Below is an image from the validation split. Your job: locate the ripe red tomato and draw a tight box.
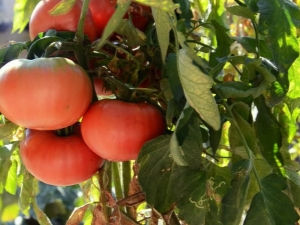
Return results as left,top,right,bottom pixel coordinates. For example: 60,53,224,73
20,129,104,186
29,0,100,41
81,99,166,161
93,77,113,96
0,57,93,130
89,0,117,35
89,0,151,34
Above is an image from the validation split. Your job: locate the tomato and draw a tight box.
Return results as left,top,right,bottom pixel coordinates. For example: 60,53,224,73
20,129,104,186
89,0,151,34
29,0,100,41
93,77,114,96
0,57,93,130
89,0,117,35
81,99,166,161
124,3,151,31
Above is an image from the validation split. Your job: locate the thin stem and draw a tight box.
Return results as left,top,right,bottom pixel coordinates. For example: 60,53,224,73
112,162,124,200
229,60,243,77
122,161,133,217
75,0,91,44
234,0,247,7
251,20,260,59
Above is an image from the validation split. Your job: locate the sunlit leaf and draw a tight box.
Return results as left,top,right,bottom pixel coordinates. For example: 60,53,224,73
0,122,18,143
258,0,299,73
5,158,18,195
178,49,220,130
66,203,90,225
19,169,38,215
152,8,173,63
135,0,179,12
49,0,76,15
1,203,20,222
13,0,40,33
226,5,256,20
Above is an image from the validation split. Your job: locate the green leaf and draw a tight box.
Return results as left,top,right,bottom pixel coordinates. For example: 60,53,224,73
49,0,77,15
226,5,256,20
13,0,40,33
165,53,184,103
178,49,220,130
229,103,256,156
5,158,18,195
221,160,251,225
27,36,65,59
209,20,234,68
175,169,208,225
19,169,39,215
152,8,173,63
137,135,176,212
0,43,28,63
1,203,20,222
234,37,273,59
285,56,300,113
135,0,179,12
32,199,52,225
0,122,18,143
114,19,146,47
254,96,284,174
244,173,299,225
258,0,299,73
175,113,203,169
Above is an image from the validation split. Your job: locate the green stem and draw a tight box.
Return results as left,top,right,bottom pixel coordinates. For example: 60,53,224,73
251,20,260,59
112,162,124,200
122,161,132,216
75,0,91,44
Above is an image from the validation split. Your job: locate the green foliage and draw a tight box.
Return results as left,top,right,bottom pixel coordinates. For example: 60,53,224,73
2,0,300,224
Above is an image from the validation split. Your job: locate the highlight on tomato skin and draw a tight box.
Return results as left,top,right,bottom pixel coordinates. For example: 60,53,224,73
20,129,105,186
29,0,100,41
81,99,166,162
0,57,93,130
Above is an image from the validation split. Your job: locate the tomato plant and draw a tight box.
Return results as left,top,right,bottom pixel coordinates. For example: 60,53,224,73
2,0,300,224
20,128,104,186
29,0,100,41
81,99,166,161
0,57,93,130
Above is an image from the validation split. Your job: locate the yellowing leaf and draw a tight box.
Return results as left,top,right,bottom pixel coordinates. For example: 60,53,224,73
178,49,220,130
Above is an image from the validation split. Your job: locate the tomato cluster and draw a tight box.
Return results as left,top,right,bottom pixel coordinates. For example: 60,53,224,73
0,0,165,186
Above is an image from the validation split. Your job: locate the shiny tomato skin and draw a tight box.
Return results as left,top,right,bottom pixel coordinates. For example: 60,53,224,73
29,0,100,41
0,57,93,130
20,129,104,186
89,0,117,35
81,99,166,161
93,77,113,96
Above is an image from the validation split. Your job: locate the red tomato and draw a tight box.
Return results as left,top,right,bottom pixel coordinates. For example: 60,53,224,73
29,0,100,41
81,99,166,161
124,3,151,31
93,77,113,96
89,0,151,34
89,0,117,35
0,57,93,130
20,129,104,186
